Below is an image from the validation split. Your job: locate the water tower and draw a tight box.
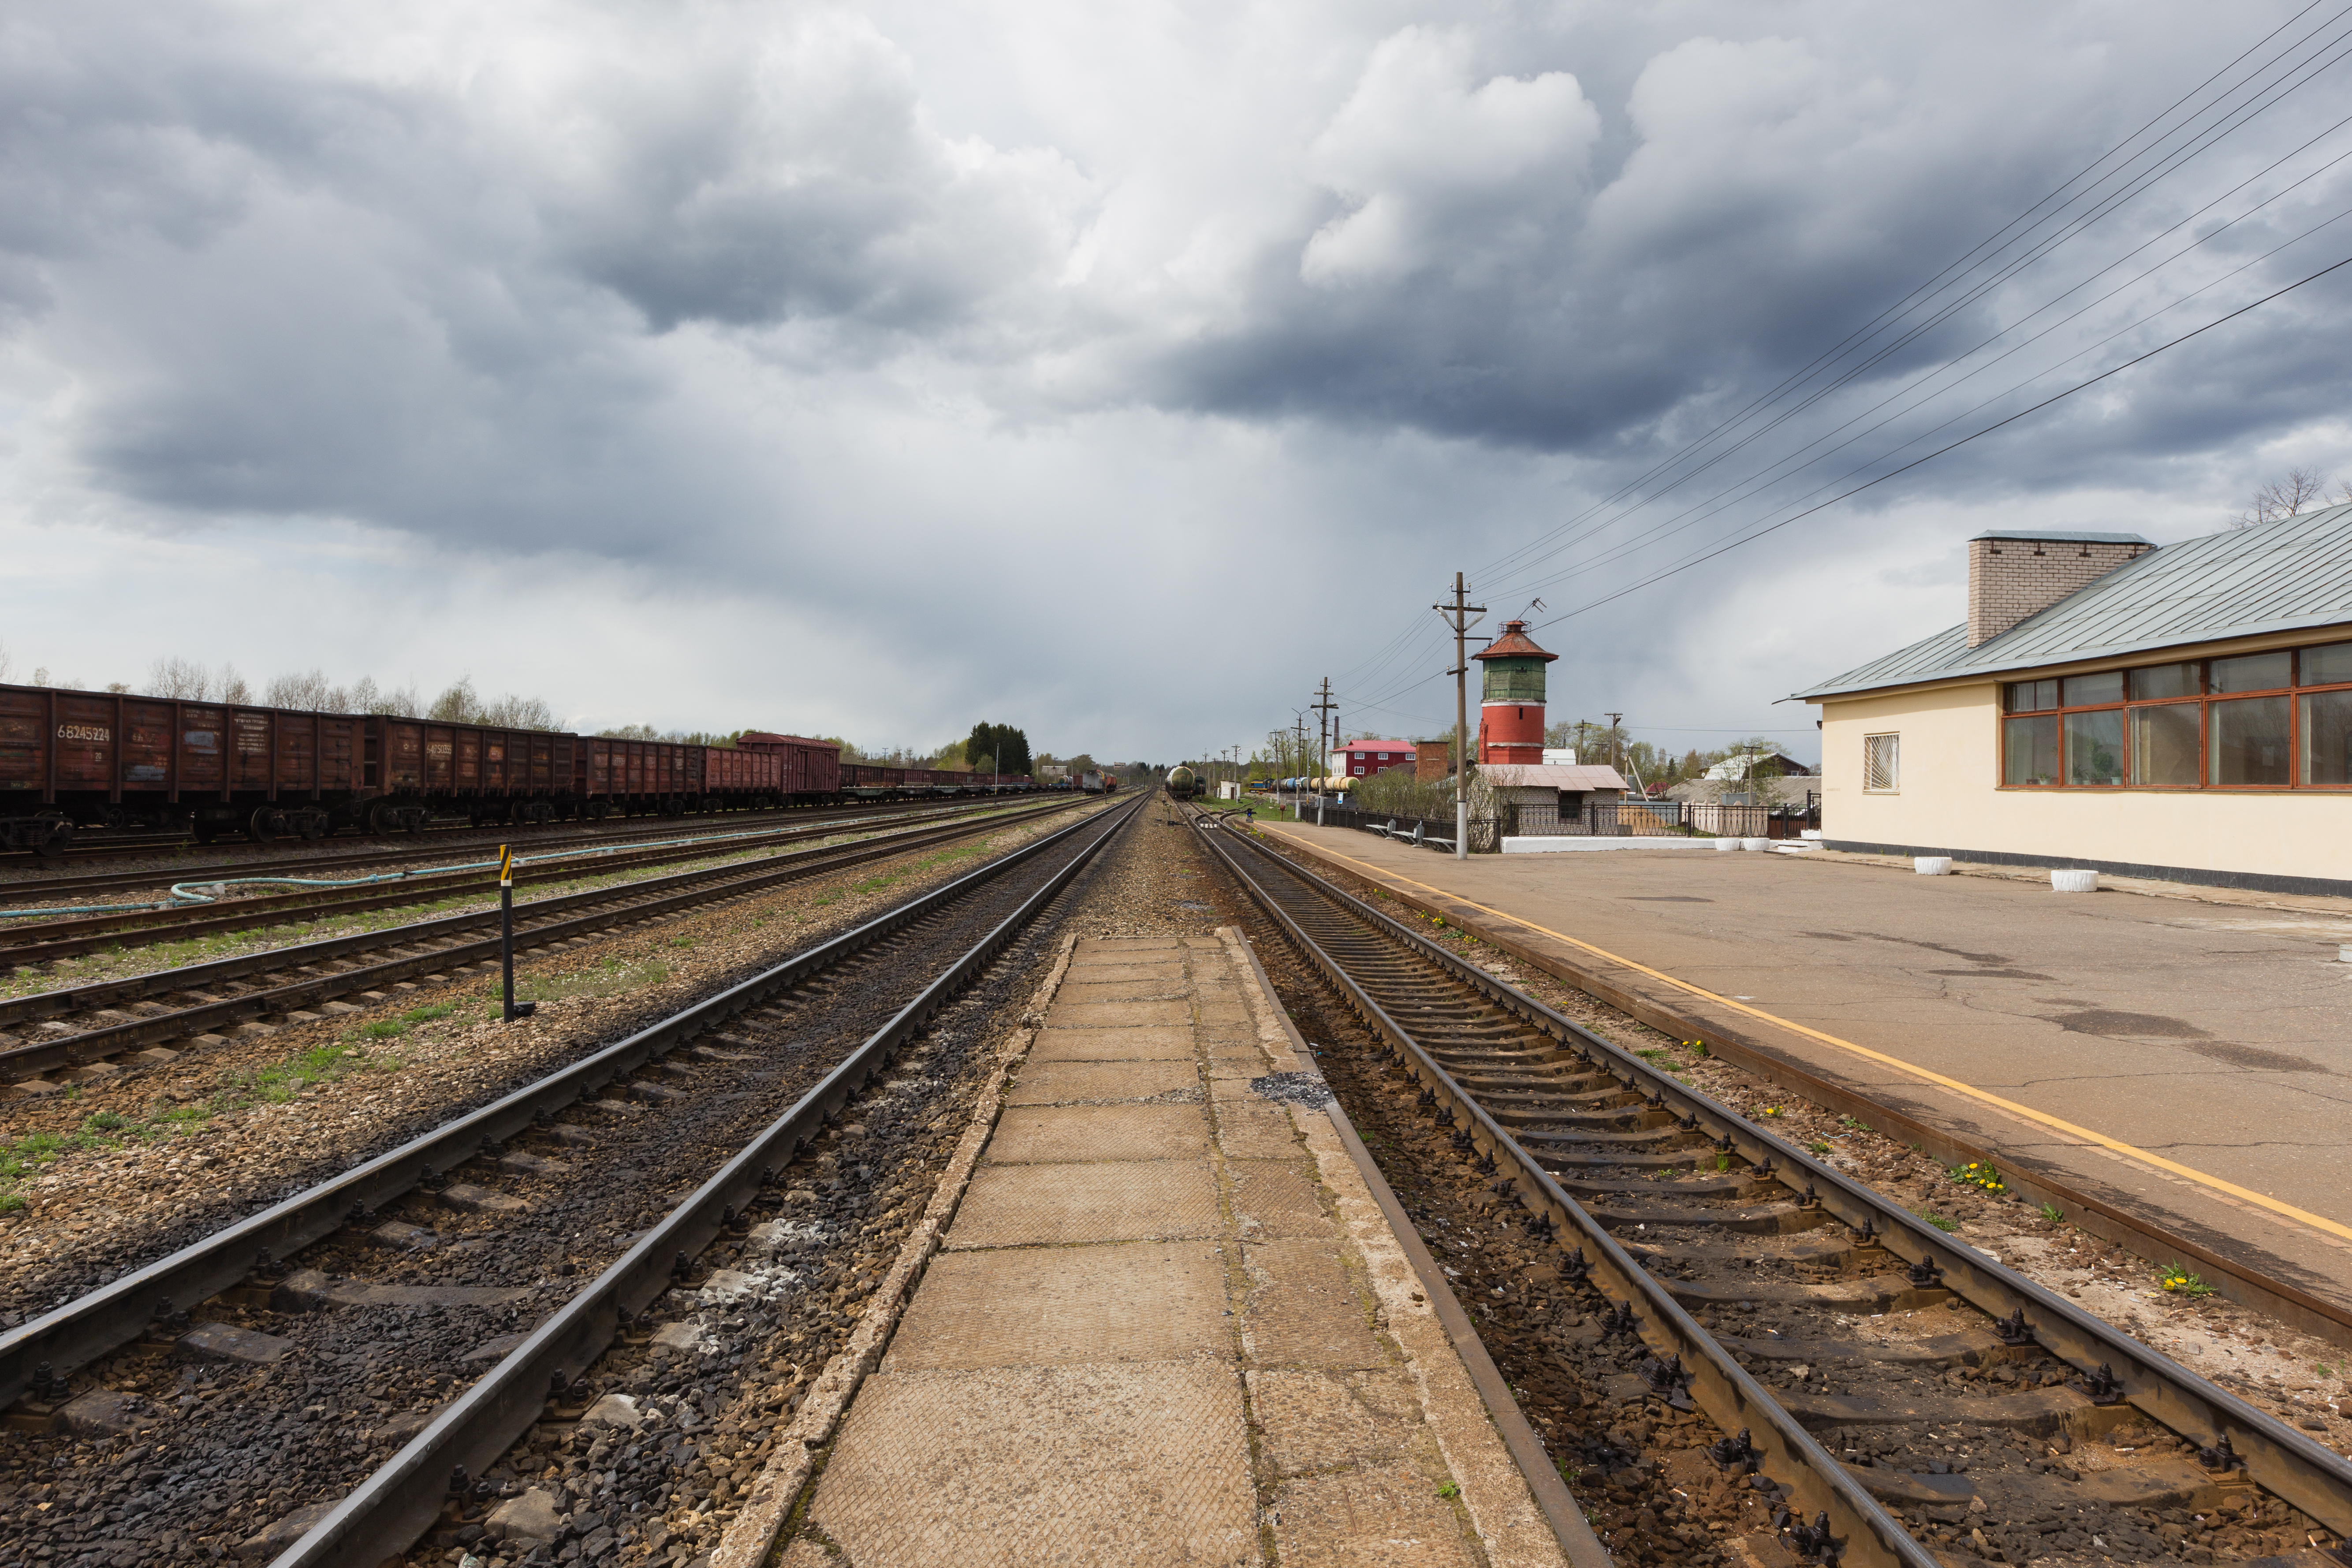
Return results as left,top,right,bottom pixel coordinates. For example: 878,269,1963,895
1472,620,1556,767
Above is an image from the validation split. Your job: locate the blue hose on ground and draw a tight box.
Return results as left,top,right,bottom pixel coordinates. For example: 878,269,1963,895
0,816,927,922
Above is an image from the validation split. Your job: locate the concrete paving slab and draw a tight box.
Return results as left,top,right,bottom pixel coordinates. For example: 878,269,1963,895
1006,1058,1199,1104
989,1102,1208,1163
1229,1162,1331,1239
1216,1099,1304,1160
1047,998,1193,1028
1062,961,1187,983
948,1160,1220,1248
1246,1368,1422,1475
1059,977,1192,1002
887,1244,1230,1369
782,929,1582,1568
1030,1024,1196,1061
808,1362,1257,1567
1260,821,2352,1313
1243,1237,1384,1367
1271,1458,1480,1567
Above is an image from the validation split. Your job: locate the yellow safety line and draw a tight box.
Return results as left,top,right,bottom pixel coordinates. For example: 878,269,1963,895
1260,825,2352,1247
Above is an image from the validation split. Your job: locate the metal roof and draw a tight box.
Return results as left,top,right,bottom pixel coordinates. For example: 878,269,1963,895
1483,764,1629,790
1474,620,1559,663
1794,504,2352,701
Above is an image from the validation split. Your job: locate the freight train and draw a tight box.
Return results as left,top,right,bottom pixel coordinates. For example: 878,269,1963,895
0,682,1035,853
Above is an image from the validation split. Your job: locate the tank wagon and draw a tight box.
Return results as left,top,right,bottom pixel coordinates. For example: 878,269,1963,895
0,683,851,852
1165,765,1199,801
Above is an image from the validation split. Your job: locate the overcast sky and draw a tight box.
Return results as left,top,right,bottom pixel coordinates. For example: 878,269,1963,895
5,0,2350,766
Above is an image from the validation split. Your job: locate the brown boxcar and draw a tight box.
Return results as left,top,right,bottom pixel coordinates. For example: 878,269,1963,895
0,682,383,847
737,733,842,803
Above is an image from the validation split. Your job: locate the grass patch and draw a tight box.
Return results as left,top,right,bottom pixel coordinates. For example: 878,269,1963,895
1919,1211,1958,1233
1807,1140,1832,1155
2039,1202,2065,1223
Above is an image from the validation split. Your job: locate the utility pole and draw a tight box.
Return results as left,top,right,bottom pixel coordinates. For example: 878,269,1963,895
1433,573,1487,860
1604,712,1624,776
1312,678,1336,826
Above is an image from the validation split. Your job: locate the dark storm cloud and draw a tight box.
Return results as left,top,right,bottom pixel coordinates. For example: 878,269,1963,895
4,0,2350,763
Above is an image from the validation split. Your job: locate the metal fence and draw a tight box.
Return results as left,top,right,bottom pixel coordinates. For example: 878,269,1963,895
1498,799,1821,841
1307,797,1818,851
1314,804,1499,853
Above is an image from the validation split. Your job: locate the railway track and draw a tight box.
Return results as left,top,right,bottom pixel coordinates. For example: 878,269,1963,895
0,797,1018,965
0,797,958,899
0,796,1088,1094
1194,810,2352,1567
0,792,1142,1568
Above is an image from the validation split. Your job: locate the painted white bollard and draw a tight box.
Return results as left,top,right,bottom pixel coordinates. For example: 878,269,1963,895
2340,943,2352,964
1914,857,1952,875
2051,868,2099,893
1741,837,1770,852
1714,838,1739,852
1801,829,1824,841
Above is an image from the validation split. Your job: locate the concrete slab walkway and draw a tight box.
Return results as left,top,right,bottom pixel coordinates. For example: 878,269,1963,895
1256,821,2352,1325
775,932,1584,1567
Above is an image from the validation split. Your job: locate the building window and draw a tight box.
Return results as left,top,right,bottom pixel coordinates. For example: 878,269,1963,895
1864,733,1900,792
2001,639,2352,790
1353,765,1365,776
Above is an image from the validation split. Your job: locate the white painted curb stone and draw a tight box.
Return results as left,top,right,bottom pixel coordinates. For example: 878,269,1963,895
2051,868,2099,893
1740,837,1770,852
1915,857,1952,875
1714,838,1738,851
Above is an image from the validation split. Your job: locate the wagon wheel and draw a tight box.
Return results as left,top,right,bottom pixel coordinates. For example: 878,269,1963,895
247,808,280,846
34,820,73,860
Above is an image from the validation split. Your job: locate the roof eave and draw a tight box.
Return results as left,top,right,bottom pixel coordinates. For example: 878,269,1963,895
1792,609,2352,702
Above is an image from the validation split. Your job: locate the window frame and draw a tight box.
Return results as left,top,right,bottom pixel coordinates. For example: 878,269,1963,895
1996,641,2352,792
1863,732,1900,793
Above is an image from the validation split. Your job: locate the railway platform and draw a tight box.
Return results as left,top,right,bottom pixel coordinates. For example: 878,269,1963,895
1252,820,2352,1339
716,929,1598,1567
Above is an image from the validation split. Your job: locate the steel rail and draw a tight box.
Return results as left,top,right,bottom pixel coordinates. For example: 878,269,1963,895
1191,813,1936,1567
267,792,1144,1568
0,797,958,901
0,795,1132,1414
0,797,1085,1082
0,799,1011,961
1200,813,2352,1556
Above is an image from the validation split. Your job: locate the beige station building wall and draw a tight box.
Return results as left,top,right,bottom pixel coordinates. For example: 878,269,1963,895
1818,676,2350,885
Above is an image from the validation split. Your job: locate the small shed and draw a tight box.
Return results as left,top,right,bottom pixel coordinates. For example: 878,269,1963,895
1479,763,1629,813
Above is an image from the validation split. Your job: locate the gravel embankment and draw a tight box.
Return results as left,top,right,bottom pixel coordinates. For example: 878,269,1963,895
1,801,1130,1568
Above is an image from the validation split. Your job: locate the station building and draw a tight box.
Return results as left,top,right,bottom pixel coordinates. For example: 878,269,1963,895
1794,506,2352,894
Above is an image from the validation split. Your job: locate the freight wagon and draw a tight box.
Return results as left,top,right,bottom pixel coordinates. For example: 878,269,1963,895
0,680,844,852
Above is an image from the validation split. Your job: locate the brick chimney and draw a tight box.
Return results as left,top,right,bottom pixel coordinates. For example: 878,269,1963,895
1966,530,2153,647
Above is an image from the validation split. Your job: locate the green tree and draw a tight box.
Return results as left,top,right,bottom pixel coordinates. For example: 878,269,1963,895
965,722,1032,777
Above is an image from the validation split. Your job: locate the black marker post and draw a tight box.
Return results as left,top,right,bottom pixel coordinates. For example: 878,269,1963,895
498,845,535,1021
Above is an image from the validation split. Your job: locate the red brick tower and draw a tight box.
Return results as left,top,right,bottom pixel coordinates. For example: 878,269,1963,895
1472,620,1557,767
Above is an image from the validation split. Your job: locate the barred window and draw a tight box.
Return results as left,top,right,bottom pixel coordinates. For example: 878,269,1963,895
1864,733,1900,792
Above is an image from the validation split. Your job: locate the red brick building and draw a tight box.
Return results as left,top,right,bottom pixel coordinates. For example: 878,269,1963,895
1334,741,1416,779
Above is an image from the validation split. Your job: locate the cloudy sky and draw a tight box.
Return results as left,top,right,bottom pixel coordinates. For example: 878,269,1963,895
5,0,2350,766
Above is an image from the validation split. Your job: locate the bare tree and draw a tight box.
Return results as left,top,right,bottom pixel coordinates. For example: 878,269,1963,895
0,641,12,684
146,657,212,699
264,668,349,711
2236,466,2333,529
217,664,252,705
